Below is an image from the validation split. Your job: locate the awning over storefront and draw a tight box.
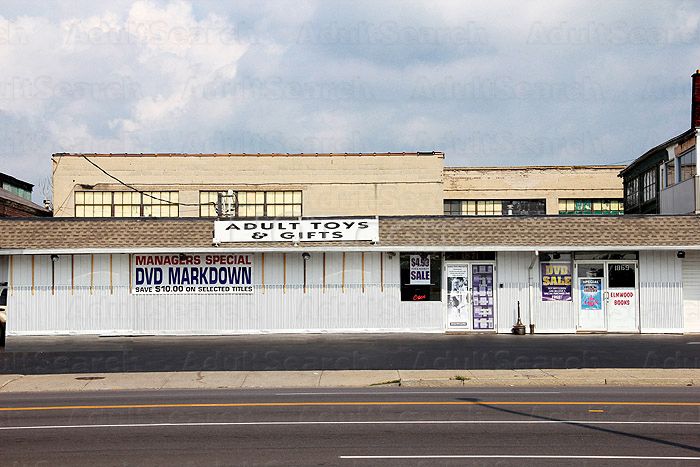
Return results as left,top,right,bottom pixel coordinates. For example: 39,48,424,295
1,215,700,254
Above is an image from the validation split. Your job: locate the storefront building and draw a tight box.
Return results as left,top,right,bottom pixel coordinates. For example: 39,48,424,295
1,215,698,336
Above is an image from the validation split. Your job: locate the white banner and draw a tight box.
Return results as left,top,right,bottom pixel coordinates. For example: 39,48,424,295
409,255,430,284
213,218,379,243
132,254,254,294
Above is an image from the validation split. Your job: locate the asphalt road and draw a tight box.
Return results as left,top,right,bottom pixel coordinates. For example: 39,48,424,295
1,333,700,374
0,387,698,466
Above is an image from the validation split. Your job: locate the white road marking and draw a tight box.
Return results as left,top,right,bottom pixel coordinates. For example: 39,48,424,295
687,342,700,344
340,455,700,460
276,391,561,396
1,420,699,431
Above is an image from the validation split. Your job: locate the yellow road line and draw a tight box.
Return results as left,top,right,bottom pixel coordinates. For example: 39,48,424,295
0,401,698,412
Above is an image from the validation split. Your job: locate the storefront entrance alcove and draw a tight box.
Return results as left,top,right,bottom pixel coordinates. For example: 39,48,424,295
444,252,496,332
575,252,639,333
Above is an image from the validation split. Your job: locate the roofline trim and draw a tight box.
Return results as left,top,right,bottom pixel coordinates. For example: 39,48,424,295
444,165,627,170
1,245,697,255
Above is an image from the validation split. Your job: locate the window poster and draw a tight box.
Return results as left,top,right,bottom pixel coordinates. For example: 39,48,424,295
472,264,494,330
541,262,572,301
580,278,602,310
446,264,470,328
409,255,431,285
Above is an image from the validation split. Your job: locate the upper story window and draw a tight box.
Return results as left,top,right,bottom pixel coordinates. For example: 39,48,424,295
199,190,302,217
1,182,32,201
443,199,545,216
558,199,624,215
75,191,179,217
641,169,656,202
665,159,677,187
680,148,697,182
625,178,639,207
75,191,113,217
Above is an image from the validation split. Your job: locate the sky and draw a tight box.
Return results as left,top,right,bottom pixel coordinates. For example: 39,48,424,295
1,0,699,202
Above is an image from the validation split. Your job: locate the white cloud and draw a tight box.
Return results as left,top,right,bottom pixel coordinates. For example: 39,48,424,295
1,0,699,200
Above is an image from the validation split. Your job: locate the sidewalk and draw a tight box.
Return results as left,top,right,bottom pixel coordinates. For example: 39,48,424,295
0,369,698,393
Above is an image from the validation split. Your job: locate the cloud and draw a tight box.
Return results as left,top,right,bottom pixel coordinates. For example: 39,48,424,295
0,0,699,200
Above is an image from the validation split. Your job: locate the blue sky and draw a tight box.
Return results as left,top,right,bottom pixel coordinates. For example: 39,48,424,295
1,0,699,201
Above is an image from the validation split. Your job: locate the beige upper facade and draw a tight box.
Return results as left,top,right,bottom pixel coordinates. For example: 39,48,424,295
444,165,625,215
52,152,446,217
52,152,625,218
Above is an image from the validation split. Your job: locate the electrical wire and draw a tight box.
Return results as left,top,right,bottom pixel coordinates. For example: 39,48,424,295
81,155,208,207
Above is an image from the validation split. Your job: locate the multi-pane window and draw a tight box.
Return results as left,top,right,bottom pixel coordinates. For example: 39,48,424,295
625,178,639,207
2,183,31,200
143,191,179,217
199,190,302,217
641,169,656,202
665,160,676,187
558,199,624,216
75,191,179,217
75,191,113,217
443,199,545,216
680,149,697,182
114,191,141,217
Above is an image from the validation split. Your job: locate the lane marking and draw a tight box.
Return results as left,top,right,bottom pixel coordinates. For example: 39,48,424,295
1,401,699,413
340,455,700,460
1,420,700,431
588,409,605,413
276,391,562,396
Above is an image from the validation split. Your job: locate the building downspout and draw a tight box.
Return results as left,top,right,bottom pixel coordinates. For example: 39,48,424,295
527,250,539,334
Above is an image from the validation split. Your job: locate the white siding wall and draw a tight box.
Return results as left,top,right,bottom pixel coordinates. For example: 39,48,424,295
7,252,444,336
534,263,576,334
682,251,700,333
496,252,530,333
639,250,684,333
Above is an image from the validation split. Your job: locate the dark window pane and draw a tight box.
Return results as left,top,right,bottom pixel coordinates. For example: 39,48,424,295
608,263,636,288
400,253,442,301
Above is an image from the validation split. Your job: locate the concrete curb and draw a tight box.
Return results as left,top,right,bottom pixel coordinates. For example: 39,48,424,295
0,369,697,393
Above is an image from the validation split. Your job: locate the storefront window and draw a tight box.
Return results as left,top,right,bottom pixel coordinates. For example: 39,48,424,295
574,251,638,261
400,253,442,301
444,252,496,261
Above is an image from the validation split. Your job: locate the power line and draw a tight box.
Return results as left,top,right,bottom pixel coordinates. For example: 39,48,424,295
81,156,206,207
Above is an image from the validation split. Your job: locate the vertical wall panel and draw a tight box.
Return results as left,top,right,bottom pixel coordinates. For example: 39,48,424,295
683,251,700,332
534,259,576,333
639,250,683,333
8,252,443,336
496,251,531,333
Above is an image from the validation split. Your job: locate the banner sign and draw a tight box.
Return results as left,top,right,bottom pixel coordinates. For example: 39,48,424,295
214,218,379,243
132,254,254,294
580,278,602,310
472,264,494,330
541,262,572,301
446,264,470,329
409,255,430,284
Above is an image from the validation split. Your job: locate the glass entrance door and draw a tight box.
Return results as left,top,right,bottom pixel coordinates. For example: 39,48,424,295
445,263,495,331
576,263,605,330
576,261,639,332
606,262,638,332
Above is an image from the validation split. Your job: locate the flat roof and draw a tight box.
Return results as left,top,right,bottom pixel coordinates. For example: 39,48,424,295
0,215,698,253
52,152,445,158
444,165,626,171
